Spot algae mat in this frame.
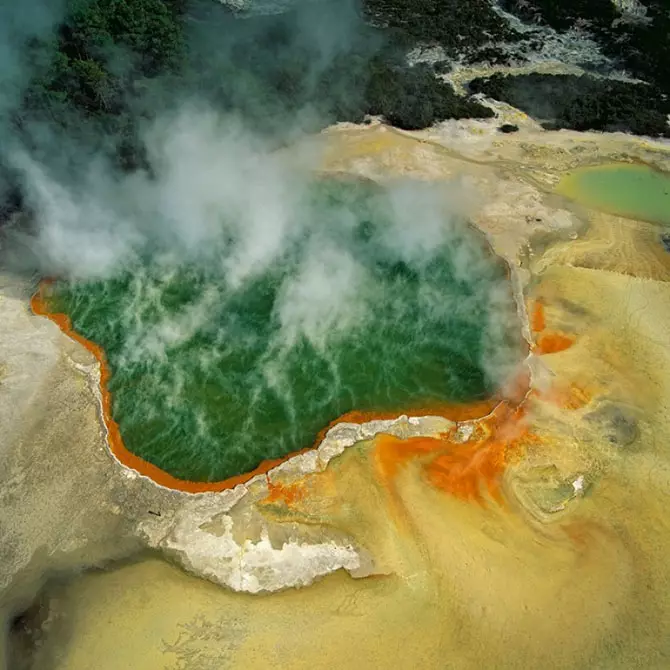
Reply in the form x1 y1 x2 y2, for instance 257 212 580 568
43 179 520 483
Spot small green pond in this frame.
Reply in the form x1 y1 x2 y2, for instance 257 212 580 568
51 178 521 482
556 163 670 226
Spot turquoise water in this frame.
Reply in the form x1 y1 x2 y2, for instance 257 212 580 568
52 179 521 482
556 163 670 226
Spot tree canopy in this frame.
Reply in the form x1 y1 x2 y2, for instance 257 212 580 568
470 73 670 138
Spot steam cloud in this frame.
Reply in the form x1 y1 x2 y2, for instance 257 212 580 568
0 0 522 391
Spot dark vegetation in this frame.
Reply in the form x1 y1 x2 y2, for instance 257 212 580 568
364 0 519 55
362 58 493 130
26 0 186 114
470 73 670 137
491 0 670 135
17 0 188 170
499 0 670 93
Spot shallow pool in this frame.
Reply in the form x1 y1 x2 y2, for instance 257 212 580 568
556 163 670 226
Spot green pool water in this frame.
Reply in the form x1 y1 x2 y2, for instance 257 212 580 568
556 163 670 226
51 179 521 482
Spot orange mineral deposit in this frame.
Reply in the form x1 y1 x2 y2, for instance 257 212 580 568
374 393 536 507
531 299 546 334
536 332 574 355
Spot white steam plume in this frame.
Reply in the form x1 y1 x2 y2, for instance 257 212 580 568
13 102 522 394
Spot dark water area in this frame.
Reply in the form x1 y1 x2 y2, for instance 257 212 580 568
50 179 520 482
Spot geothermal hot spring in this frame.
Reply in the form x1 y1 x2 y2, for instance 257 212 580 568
556 162 670 227
33 177 520 486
